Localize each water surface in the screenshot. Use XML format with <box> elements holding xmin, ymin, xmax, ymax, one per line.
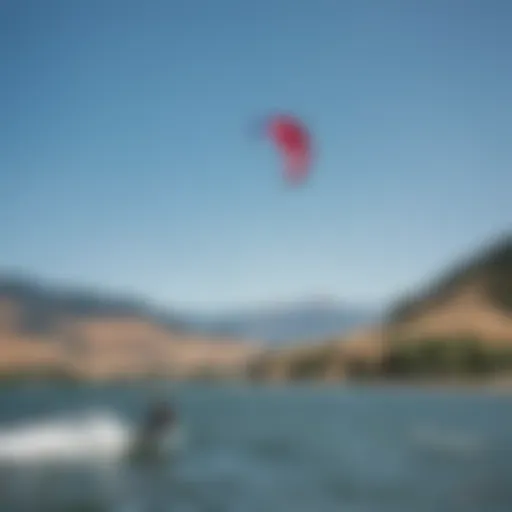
<box><xmin>0</xmin><ymin>383</ymin><xmax>510</xmax><ymax>511</ymax></box>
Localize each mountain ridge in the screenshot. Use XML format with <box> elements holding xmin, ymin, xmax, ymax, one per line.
<box><xmin>0</xmin><ymin>274</ymin><xmax>186</xmax><ymax>336</ymax></box>
<box><xmin>388</xmin><ymin>233</ymin><xmax>512</xmax><ymax>324</ymax></box>
<box><xmin>193</xmin><ymin>300</ymin><xmax>377</xmax><ymax>346</ymax></box>
<box><xmin>247</xmin><ymin>233</ymin><xmax>512</xmax><ymax>382</ymax></box>
<box><xmin>0</xmin><ymin>274</ymin><xmax>376</xmax><ymax>346</ymax></box>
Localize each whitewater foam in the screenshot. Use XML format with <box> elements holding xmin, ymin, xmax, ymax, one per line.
<box><xmin>0</xmin><ymin>409</ymin><xmax>133</xmax><ymax>465</ymax></box>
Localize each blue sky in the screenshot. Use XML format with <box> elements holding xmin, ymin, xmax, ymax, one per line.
<box><xmin>1</xmin><ymin>0</ymin><xmax>511</xmax><ymax>311</ymax></box>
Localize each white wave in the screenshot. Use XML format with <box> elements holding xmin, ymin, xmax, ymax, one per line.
<box><xmin>0</xmin><ymin>409</ymin><xmax>133</xmax><ymax>465</ymax></box>
<box><xmin>0</xmin><ymin>408</ymin><xmax>188</xmax><ymax>470</ymax></box>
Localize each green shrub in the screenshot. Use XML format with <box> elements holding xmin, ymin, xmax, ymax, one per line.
<box><xmin>380</xmin><ymin>337</ymin><xmax>508</xmax><ymax>378</ymax></box>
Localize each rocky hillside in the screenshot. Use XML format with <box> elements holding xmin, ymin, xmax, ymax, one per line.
<box><xmin>0</xmin><ymin>276</ymin><xmax>260</xmax><ymax>381</ymax></box>
<box><xmin>3</xmin><ymin>234</ymin><xmax>511</xmax><ymax>383</ymax></box>
<box><xmin>249</xmin><ymin>234</ymin><xmax>512</xmax><ymax>382</ymax></box>
<box><xmin>390</xmin><ymin>234</ymin><xmax>512</xmax><ymax>319</ymax></box>
<box><xmin>0</xmin><ymin>276</ymin><xmax>186</xmax><ymax>334</ymax></box>
<box><xmin>387</xmin><ymin>233</ymin><xmax>512</xmax><ymax>344</ymax></box>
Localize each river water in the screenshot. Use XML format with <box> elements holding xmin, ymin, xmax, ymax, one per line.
<box><xmin>0</xmin><ymin>383</ymin><xmax>511</xmax><ymax>512</ymax></box>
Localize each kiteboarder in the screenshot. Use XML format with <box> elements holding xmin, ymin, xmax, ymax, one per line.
<box><xmin>130</xmin><ymin>400</ymin><xmax>179</xmax><ymax>461</ymax></box>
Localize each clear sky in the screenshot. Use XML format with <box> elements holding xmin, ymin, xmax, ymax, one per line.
<box><xmin>1</xmin><ymin>0</ymin><xmax>511</xmax><ymax>312</ymax></box>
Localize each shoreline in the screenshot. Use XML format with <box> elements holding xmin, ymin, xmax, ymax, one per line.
<box><xmin>1</xmin><ymin>374</ymin><xmax>512</xmax><ymax>393</ymax></box>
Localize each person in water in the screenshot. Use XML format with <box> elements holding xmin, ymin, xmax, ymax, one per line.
<box><xmin>131</xmin><ymin>400</ymin><xmax>178</xmax><ymax>461</ymax></box>
<box><xmin>141</xmin><ymin>401</ymin><xmax>176</xmax><ymax>438</ymax></box>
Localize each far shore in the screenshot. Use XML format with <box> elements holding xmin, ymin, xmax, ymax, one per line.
<box><xmin>1</xmin><ymin>373</ymin><xmax>512</xmax><ymax>393</ymax></box>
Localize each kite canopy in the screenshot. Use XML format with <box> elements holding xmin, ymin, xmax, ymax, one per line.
<box><xmin>264</xmin><ymin>113</ymin><xmax>312</xmax><ymax>185</ymax></box>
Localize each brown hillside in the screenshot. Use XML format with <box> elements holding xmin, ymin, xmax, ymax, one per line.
<box><xmin>386</xmin><ymin>234</ymin><xmax>512</xmax><ymax>345</ymax></box>
<box><xmin>390</xmin><ymin>234</ymin><xmax>512</xmax><ymax>323</ymax></box>
<box><xmin>248</xmin><ymin>234</ymin><xmax>512</xmax><ymax>382</ymax></box>
<box><xmin>0</xmin><ymin>284</ymin><xmax>261</xmax><ymax>381</ymax></box>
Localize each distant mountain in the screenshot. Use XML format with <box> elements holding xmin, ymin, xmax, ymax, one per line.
<box><xmin>0</xmin><ymin>275</ymin><xmax>260</xmax><ymax>381</ymax></box>
<box><xmin>190</xmin><ymin>299</ymin><xmax>379</xmax><ymax>346</ymax></box>
<box><xmin>0</xmin><ymin>275</ymin><xmax>376</xmax><ymax>346</ymax></box>
<box><xmin>0</xmin><ymin>275</ymin><xmax>186</xmax><ymax>336</ymax></box>
<box><xmin>388</xmin><ymin>232</ymin><xmax>512</xmax><ymax>323</ymax></box>
<box><xmin>248</xmin><ymin>232</ymin><xmax>512</xmax><ymax>382</ymax></box>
